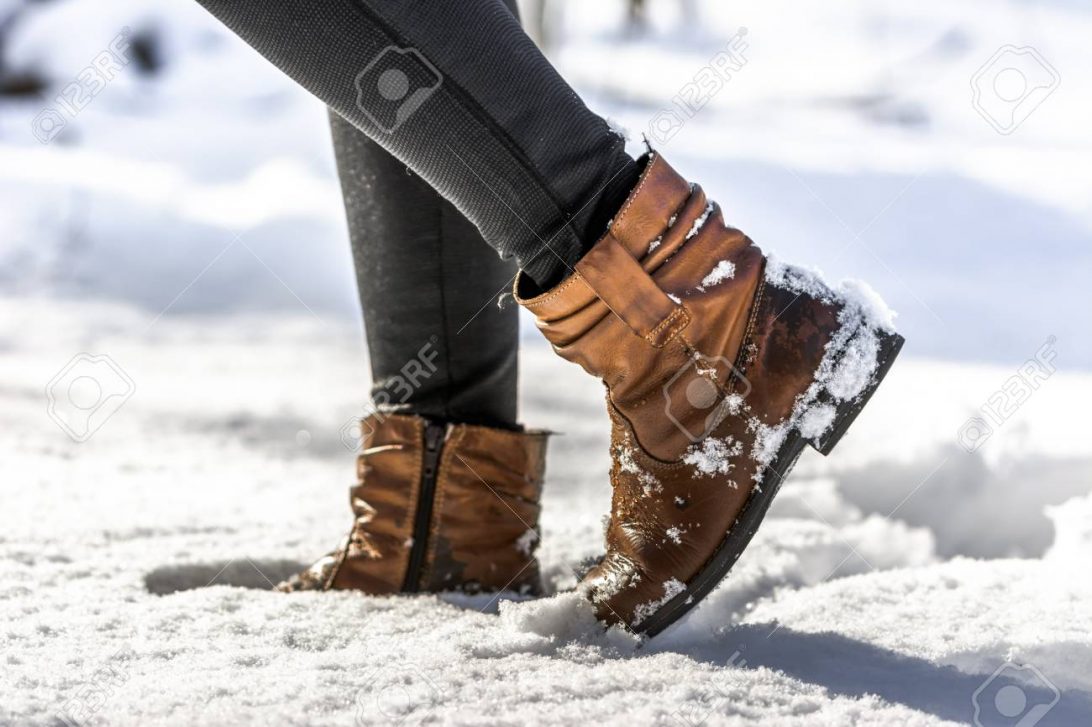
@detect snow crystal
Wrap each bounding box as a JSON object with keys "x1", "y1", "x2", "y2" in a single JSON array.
[
  {"x1": 765, "y1": 255, "x2": 897, "y2": 333},
  {"x1": 723, "y1": 392, "x2": 746, "y2": 416},
  {"x1": 749, "y1": 421, "x2": 789, "y2": 467},
  {"x1": 682, "y1": 436, "x2": 743, "y2": 477},
  {"x1": 605, "y1": 116, "x2": 631, "y2": 141},
  {"x1": 648, "y1": 235, "x2": 662, "y2": 253},
  {"x1": 667, "y1": 293, "x2": 681, "y2": 304},
  {"x1": 798, "y1": 403, "x2": 837, "y2": 440},
  {"x1": 616, "y1": 441, "x2": 639, "y2": 473},
  {"x1": 766, "y1": 258, "x2": 827, "y2": 297},
  {"x1": 665, "y1": 527, "x2": 685, "y2": 545},
  {"x1": 498, "y1": 591, "x2": 600, "y2": 640},
  {"x1": 825, "y1": 332, "x2": 880, "y2": 402},
  {"x1": 498, "y1": 590, "x2": 641, "y2": 652},
  {"x1": 585, "y1": 557, "x2": 642, "y2": 604},
  {"x1": 617, "y1": 439, "x2": 662, "y2": 495},
  {"x1": 744, "y1": 259, "x2": 900, "y2": 467},
  {"x1": 515, "y1": 528, "x2": 539, "y2": 556},
  {"x1": 685, "y1": 203, "x2": 716, "y2": 240},
  {"x1": 697, "y1": 259, "x2": 736, "y2": 291},
  {"x1": 840, "y1": 278, "x2": 898, "y2": 333},
  {"x1": 631, "y1": 578, "x2": 687, "y2": 627}
]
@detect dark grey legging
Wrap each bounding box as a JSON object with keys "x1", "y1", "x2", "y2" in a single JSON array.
[
  {"x1": 196, "y1": 0, "x2": 640, "y2": 289},
  {"x1": 328, "y1": 0, "x2": 520, "y2": 429},
  {"x1": 330, "y1": 110, "x2": 519, "y2": 429}
]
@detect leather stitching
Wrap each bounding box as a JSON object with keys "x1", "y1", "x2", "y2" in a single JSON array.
[
  {"x1": 517, "y1": 270, "x2": 591, "y2": 309},
  {"x1": 644, "y1": 305, "x2": 690, "y2": 347},
  {"x1": 611, "y1": 153, "x2": 660, "y2": 233},
  {"x1": 518, "y1": 156, "x2": 674, "y2": 315}
]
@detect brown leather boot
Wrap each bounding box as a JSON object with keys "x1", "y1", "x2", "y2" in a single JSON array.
[
  {"x1": 276, "y1": 413, "x2": 548, "y2": 595},
  {"x1": 515, "y1": 153, "x2": 903, "y2": 635}
]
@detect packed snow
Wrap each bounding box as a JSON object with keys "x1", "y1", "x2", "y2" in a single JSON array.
[
  {"x1": 2, "y1": 0, "x2": 1091, "y2": 724},
  {"x1": 797, "y1": 404, "x2": 837, "y2": 440},
  {"x1": 682, "y1": 436, "x2": 742, "y2": 479},
  {"x1": 697, "y1": 260, "x2": 735, "y2": 290},
  {"x1": 685, "y1": 202, "x2": 716, "y2": 241},
  {"x1": 632, "y1": 579, "x2": 687, "y2": 627},
  {"x1": 3, "y1": 296, "x2": 1090, "y2": 725}
]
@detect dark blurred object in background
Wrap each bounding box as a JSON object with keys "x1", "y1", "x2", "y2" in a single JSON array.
[
  {"x1": 0, "y1": 0, "x2": 161, "y2": 99},
  {"x1": 0, "y1": 0, "x2": 50, "y2": 97}
]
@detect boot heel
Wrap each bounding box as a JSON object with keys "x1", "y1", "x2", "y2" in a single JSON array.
[{"x1": 809, "y1": 330, "x2": 904, "y2": 456}]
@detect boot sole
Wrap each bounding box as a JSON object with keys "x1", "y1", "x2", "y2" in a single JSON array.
[{"x1": 636, "y1": 327, "x2": 905, "y2": 637}]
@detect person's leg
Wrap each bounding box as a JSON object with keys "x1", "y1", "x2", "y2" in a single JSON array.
[
  {"x1": 195, "y1": 0, "x2": 640, "y2": 289},
  {"x1": 203, "y1": 0, "x2": 904, "y2": 633},
  {"x1": 281, "y1": 122, "x2": 546, "y2": 596},
  {"x1": 330, "y1": 110, "x2": 519, "y2": 430},
  {"x1": 278, "y1": 0, "x2": 551, "y2": 597}
]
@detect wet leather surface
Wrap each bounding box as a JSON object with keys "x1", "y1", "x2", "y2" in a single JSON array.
[
  {"x1": 282, "y1": 414, "x2": 547, "y2": 595},
  {"x1": 516, "y1": 154, "x2": 846, "y2": 628}
]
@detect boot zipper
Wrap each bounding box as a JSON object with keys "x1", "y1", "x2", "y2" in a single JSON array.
[{"x1": 403, "y1": 421, "x2": 446, "y2": 592}]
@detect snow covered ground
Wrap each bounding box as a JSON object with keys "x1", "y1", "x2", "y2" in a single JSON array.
[
  {"x1": 3, "y1": 302, "x2": 1092, "y2": 726},
  {"x1": 2, "y1": 0, "x2": 1091, "y2": 725}
]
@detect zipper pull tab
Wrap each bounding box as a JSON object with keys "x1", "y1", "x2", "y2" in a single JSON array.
[
  {"x1": 425, "y1": 422, "x2": 444, "y2": 450},
  {"x1": 423, "y1": 422, "x2": 445, "y2": 477}
]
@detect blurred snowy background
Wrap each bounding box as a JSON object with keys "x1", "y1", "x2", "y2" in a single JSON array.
[{"x1": 1, "y1": 0, "x2": 1090, "y2": 725}]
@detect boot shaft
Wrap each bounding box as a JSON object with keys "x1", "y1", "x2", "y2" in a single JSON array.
[
  {"x1": 516, "y1": 152, "x2": 903, "y2": 634},
  {"x1": 516, "y1": 153, "x2": 765, "y2": 462},
  {"x1": 282, "y1": 413, "x2": 548, "y2": 595}
]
